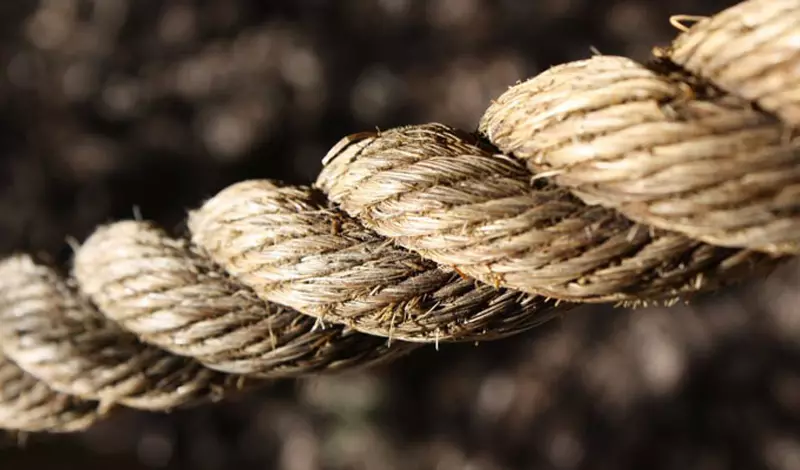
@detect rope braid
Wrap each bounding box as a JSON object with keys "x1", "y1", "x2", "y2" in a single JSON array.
[{"x1": 1, "y1": 0, "x2": 798, "y2": 433}]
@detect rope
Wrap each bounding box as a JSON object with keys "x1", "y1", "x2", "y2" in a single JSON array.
[{"x1": 1, "y1": 0, "x2": 797, "y2": 433}]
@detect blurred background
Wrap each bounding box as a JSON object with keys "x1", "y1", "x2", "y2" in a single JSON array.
[{"x1": 1, "y1": 0, "x2": 799, "y2": 469}]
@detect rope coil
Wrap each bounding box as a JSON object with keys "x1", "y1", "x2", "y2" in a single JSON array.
[{"x1": 0, "y1": 0, "x2": 797, "y2": 433}]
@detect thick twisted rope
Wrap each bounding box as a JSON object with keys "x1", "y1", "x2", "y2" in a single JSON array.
[{"x1": 1, "y1": 0, "x2": 797, "y2": 433}]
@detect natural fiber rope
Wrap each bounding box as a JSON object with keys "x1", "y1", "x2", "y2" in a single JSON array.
[{"x1": 1, "y1": 0, "x2": 797, "y2": 433}]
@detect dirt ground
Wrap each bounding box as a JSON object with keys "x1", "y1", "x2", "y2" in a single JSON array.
[{"x1": 1, "y1": 1, "x2": 799, "y2": 469}]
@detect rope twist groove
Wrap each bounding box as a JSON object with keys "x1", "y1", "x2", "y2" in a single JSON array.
[{"x1": 1, "y1": 0, "x2": 798, "y2": 433}]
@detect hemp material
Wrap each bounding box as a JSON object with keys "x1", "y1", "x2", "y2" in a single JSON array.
[
  {"x1": 0, "y1": 0, "x2": 797, "y2": 433},
  {"x1": 317, "y1": 123, "x2": 771, "y2": 301}
]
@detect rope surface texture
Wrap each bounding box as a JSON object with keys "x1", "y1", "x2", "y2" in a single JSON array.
[{"x1": 1, "y1": 0, "x2": 798, "y2": 433}]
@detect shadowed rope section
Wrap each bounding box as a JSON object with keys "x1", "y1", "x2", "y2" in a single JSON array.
[{"x1": 0, "y1": 0, "x2": 797, "y2": 433}]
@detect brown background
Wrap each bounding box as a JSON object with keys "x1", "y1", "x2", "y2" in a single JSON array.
[{"x1": 2, "y1": 1, "x2": 799, "y2": 469}]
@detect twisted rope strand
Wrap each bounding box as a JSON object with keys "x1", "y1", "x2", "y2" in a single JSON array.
[
  {"x1": 187, "y1": 180, "x2": 558, "y2": 342},
  {"x1": 0, "y1": 255, "x2": 230, "y2": 411},
  {"x1": 316, "y1": 123, "x2": 773, "y2": 301},
  {"x1": 0, "y1": 0, "x2": 797, "y2": 433}
]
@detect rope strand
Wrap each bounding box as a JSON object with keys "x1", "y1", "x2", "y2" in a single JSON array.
[{"x1": 0, "y1": 0, "x2": 797, "y2": 432}]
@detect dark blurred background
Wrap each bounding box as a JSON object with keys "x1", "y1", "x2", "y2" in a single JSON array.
[{"x1": 1, "y1": 0, "x2": 799, "y2": 469}]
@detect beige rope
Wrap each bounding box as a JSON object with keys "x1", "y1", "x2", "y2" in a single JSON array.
[{"x1": 0, "y1": 0, "x2": 797, "y2": 433}]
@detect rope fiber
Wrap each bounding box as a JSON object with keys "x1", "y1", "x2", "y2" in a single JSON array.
[{"x1": 1, "y1": 0, "x2": 798, "y2": 433}]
